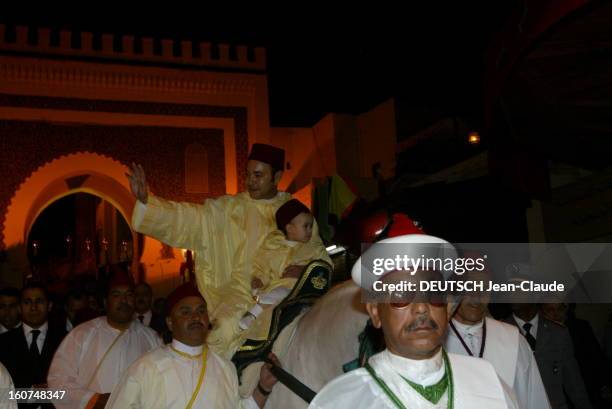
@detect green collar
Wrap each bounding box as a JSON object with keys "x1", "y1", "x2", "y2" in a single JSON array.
[
  {"x1": 365, "y1": 349, "x2": 454, "y2": 409},
  {"x1": 401, "y1": 370, "x2": 447, "y2": 405}
]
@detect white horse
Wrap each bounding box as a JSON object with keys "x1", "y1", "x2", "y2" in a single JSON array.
[{"x1": 239, "y1": 280, "x2": 369, "y2": 408}]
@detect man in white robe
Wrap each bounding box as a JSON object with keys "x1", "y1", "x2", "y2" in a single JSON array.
[
  {"x1": 0, "y1": 362, "x2": 17, "y2": 409},
  {"x1": 310, "y1": 234, "x2": 519, "y2": 409},
  {"x1": 47, "y1": 270, "x2": 161, "y2": 409},
  {"x1": 106, "y1": 283, "x2": 280, "y2": 409},
  {"x1": 444, "y1": 290, "x2": 551, "y2": 409}
]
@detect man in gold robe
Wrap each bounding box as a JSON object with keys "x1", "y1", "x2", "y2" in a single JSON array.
[
  {"x1": 127, "y1": 144, "x2": 326, "y2": 318},
  {"x1": 206, "y1": 199, "x2": 332, "y2": 358}
]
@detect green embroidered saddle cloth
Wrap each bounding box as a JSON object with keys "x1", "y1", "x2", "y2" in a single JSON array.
[{"x1": 232, "y1": 259, "x2": 332, "y2": 376}]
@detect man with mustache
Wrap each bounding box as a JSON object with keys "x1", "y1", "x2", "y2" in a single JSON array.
[
  {"x1": 444, "y1": 271, "x2": 550, "y2": 409},
  {"x1": 48, "y1": 269, "x2": 161, "y2": 409},
  {"x1": 310, "y1": 234, "x2": 518, "y2": 409},
  {"x1": 128, "y1": 143, "x2": 326, "y2": 316},
  {"x1": 106, "y1": 283, "x2": 280, "y2": 408}
]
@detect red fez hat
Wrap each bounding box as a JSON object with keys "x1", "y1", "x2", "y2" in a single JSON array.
[
  {"x1": 248, "y1": 143, "x2": 285, "y2": 171},
  {"x1": 166, "y1": 283, "x2": 204, "y2": 314},
  {"x1": 107, "y1": 267, "x2": 135, "y2": 291},
  {"x1": 276, "y1": 199, "x2": 311, "y2": 231}
]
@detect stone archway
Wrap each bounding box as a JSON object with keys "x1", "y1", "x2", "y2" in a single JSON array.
[{"x1": 1, "y1": 152, "x2": 140, "y2": 286}]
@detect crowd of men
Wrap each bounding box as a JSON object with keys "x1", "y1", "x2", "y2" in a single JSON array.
[{"x1": 0, "y1": 142, "x2": 610, "y2": 408}]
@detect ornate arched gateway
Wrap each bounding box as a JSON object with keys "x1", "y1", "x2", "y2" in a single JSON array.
[{"x1": 0, "y1": 24, "x2": 270, "y2": 292}]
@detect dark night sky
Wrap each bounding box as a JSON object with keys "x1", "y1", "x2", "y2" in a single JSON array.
[{"x1": 3, "y1": 3, "x2": 516, "y2": 127}]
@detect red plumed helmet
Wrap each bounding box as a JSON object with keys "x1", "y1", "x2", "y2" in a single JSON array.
[
  {"x1": 359, "y1": 211, "x2": 423, "y2": 243},
  {"x1": 387, "y1": 213, "x2": 424, "y2": 238}
]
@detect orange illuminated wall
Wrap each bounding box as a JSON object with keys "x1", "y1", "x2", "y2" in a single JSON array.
[
  {"x1": 270, "y1": 99, "x2": 397, "y2": 207},
  {"x1": 0, "y1": 121, "x2": 232, "y2": 292},
  {"x1": 0, "y1": 25, "x2": 271, "y2": 292},
  {"x1": 271, "y1": 123, "x2": 337, "y2": 209},
  {"x1": 0, "y1": 24, "x2": 399, "y2": 292}
]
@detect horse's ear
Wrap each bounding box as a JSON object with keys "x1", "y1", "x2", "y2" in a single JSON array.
[{"x1": 365, "y1": 302, "x2": 382, "y2": 329}]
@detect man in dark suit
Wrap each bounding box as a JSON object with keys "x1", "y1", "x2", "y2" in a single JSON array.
[
  {"x1": 134, "y1": 282, "x2": 171, "y2": 342},
  {"x1": 0, "y1": 283, "x2": 66, "y2": 407},
  {"x1": 541, "y1": 302, "x2": 612, "y2": 407},
  {"x1": 63, "y1": 288, "x2": 87, "y2": 332},
  {"x1": 0, "y1": 287, "x2": 21, "y2": 334},
  {"x1": 133, "y1": 282, "x2": 154, "y2": 327},
  {"x1": 507, "y1": 303, "x2": 592, "y2": 409}
]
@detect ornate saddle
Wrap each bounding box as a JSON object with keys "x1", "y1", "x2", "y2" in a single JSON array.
[{"x1": 232, "y1": 259, "x2": 333, "y2": 375}]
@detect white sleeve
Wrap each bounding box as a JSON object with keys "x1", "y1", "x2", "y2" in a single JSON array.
[
  {"x1": 514, "y1": 335, "x2": 551, "y2": 409},
  {"x1": 308, "y1": 371, "x2": 385, "y2": 409},
  {"x1": 131, "y1": 200, "x2": 148, "y2": 230},
  {"x1": 0, "y1": 363, "x2": 17, "y2": 409},
  {"x1": 47, "y1": 330, "x2": 96, "y2": 409},
  {"x1": 498, "y1": 375, "x2": 520, "y2": 409},
  {"x1": 105, "y1": 359, "x2": 154, "y2": 409},
  {"x1": 258, "y1": 287, "x2": 291, "y2": 305},
  {"x1": 105, "y1": 372, "x2": 143, "y2": 409},
  {"x1": 240, "y1": 396, "x2": 260, "y2": 409},
  {"x1": 219, "y1": 354, "x2": 261, "y2": 409}
]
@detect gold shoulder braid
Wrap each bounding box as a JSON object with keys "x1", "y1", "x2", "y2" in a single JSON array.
[
  {"x1": 185, "y1": 347, "x2": 209, "y2": 409},
  {"x1": 170, "y1": 346, "x2": 203, "y2": 360}
]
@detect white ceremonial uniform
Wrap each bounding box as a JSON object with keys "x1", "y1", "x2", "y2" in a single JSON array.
[
  {"x1": 309, "y1": 348, "x2": 519, "y2": 409},
  {"x1": 47, "y1": 316, "x2": 161, "y2": 409},
  {"x1": 106, "y1": 339, "x2": 260, "y2": 409},
  {"x1": 445, "y1": 316, "x2": 551, "y2": 409},
  {"x1": 0, "y1": 362, "x2": 17, "y2": 409}
]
